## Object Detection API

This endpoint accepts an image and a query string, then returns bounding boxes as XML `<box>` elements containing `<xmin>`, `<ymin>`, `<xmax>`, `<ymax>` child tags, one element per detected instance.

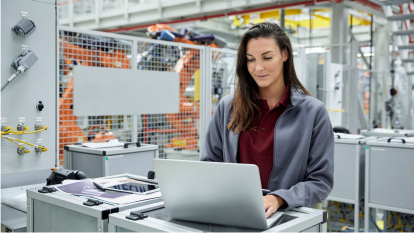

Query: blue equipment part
<box><xmin>160</xmin><ymin>30</ymin><xmax>175</xmax><ymax>41</ymax></box>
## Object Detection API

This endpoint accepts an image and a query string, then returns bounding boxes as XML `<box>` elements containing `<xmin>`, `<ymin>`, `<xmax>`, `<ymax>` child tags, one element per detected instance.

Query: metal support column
<box><xmin>200</xmin><ymin>46</ymin><xmax>211</xmax><ymax>158</ymax></box>
<box><xmin>373</xmin><ymin>24</ymin><xmax>390</xmax><ymax>128</ymax></box>
<box><xmin>349</xmin><ymin>40</ymin><xmax>360</xmax><ymax>133</ymax></box>
<box><xmin>131</xmin><ymin>39</ymin><xmax>138</xmax><ymax>142</ymax></box>
<box><xmin>330</xmin><ymin>3</ymin><xmax>349</xmax><ymax>65</ymax></box>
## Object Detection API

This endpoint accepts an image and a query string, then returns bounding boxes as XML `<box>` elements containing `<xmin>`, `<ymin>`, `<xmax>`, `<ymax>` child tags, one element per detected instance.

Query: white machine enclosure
<box><xmin>1</xmin><ymin>0</ymin><xmax>58</xmax><ymax>176</ymax></box>
<box><xmin>26</xmin><ymin>174</ymin><xmax>162</xmax><ymax>232</ymax></box>
<box><xmin>360</xmin><ymin>129</ymin><xmax>414</xmax><ymax>137</ymax></box>
<box><xmin>328</xmin><ymin>134</ymin><xmax>377</xmax><ymax>231</ymax></box>
<box><xmin>108</xmin><ymin>202</ymin><xmax>328</xmax><ymax>232</ymax></box>
<box><xmin>64</xmin><ymin>143</ymin><xmax>158</xmax><ymax>178</ymax></box>
<box><xmin>1</xmin><ymin>183</ymin><xmax>45</xmax><ymax>232</ymax></box>
<box><xmin>364</xmin><ymin>137</ymin><xmax>414</xmax><ymax>232</ymax></box>
<box><xmin>330</xmin><ymin>135</ymin><xmax>373</xmax><ymax>199</ymax></box>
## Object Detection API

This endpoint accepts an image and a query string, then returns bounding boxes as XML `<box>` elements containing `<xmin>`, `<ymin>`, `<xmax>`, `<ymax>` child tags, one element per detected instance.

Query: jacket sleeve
<box><xmin>200</xmin><ymin>99</ymin><xmax>225</xmax><ymax>162</ymax></box>
<box><xmin>271</xmin><ymin>104</ymin><xmax>334</xmax><ymax>211</ymax></box>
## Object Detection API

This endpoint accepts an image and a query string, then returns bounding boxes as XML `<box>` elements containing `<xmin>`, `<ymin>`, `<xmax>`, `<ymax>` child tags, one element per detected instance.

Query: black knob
<box><xmin>390</xmin><ymin>88</ymin><xmax>397</xmax><ymax>96</ymax></box>
<box><xmin>37</xmin><ymin>101</ymin><xmax>44</xmax><ymax>111</ymax></box>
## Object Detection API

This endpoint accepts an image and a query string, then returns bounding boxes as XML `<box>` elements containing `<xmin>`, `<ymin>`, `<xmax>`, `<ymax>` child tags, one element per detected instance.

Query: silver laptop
<box><xmin>153</xmin><ymin>159</ymin><xmax>284</xmax><ymax>230</ymax></box>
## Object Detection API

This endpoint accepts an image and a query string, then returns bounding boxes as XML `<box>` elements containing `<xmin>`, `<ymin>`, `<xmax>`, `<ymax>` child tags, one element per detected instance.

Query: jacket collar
<box><xmin>254</xmin><ymin>83</ymin><xmax>291</xmax><ymax>108</ymax></box>
<box><xmin>289</xmin><ymin>84</ymin><xmax>306</xmax><ymax>107</ymax></box>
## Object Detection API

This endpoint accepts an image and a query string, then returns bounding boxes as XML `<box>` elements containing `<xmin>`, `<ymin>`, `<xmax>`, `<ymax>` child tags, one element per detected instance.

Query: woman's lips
<box><xmin>256</xmin><ymin>75</ymin><xmax>268</xmax><ymax>78</ymax></box>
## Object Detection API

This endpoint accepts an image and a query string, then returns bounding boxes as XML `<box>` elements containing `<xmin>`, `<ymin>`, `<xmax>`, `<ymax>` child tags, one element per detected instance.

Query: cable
<box><xmin>2</xmin><ymin>136</ymin><xmax>25</xmax><ymax>149</ymax></box>
<box><xmin>1</xmin><ymin>136</ymin><xmax>30</xmax><ymax>153</ymax></box>
<box><xmin>2</xmin><ymin>125</ymin><xmax>47</xmax><ymax>135</ymax></box>
<box><xmin>12</xmin><ymin>126</ymin><xmax>47</xmax><ymax>135</ymax></box>
<box><xmin>18</xmin><ymin>139</ymin><xmax>47</xmax><ymax>152</ymax></box>
<box><xmin>1</xmin><ymin>70</ymin><xmax>22</xmax><ymax>91</ymax></box>
<box><xmin>1</xmin><ymin>135</ymin><xmax>47</xmax><ymax>152</ymax></box>
<box><xmin>388</xmin><ymin>212</ymin><xmax>404</xmax><ymax>229</ymax></box>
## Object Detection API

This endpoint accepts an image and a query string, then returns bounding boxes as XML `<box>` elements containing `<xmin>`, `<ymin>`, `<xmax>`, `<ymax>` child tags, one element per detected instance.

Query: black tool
<box><xmin>83</xmin><ymin>199</ymin><xmax>103</xmax><ymax>206</ymax></box>
<box><xmin>38</xmin><ymin>186</ymin><xmax>57</xmax><ymax>193</ymax></box>
<box><xmin>126</xmin><ymin>211</ymin><xmax>148</xmax><ymax>221</ymax></box>
<box><xmin>46</xmin><ymin>168</ymin><xmax>88</xmax><ymax>185</ymax></box>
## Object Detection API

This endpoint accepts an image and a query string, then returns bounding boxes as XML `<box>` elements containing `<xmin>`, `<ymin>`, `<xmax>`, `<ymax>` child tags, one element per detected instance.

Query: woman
<box><xmin>201</xmin><ymin>22</ymin><xmax>334</xmax><ymax>218</ymax></box>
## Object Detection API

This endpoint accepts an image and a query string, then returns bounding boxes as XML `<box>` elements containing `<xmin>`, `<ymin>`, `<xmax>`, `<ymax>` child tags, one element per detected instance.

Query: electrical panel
<box><xmin>1</xmin><ymin>0</ymin><xmax>57</xmax><ymax>174</ymax></box>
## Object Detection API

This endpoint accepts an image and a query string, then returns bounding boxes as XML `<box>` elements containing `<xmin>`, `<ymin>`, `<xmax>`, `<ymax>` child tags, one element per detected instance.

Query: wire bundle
<box><xmin>1</xmin><ymin>125</ymin><xmax>48</xmax><ymax>153</ymax></box>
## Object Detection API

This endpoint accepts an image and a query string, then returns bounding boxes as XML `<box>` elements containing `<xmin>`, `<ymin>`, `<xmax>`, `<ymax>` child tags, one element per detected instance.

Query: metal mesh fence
<box><xmin>59</xmin><ymin>27</ymin><xmax>208</xmax><ymax>166</ymax></box>
<box><xmin>136</xmin><ymin>41</ymin><xmax>203</xmax><ymax>161</ymax></box>
<box><xmin>59</xmin><ymin>29</ymin><xmax>133</xmax><ymax>166</ymax></box>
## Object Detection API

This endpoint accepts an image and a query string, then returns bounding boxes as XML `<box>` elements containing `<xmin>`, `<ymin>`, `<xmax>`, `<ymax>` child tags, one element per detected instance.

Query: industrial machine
<box><xmin>365</xmin><ymin>137</ymin><xmax>414</xmax><ymax>232</ymax></box>
<box><xmin>1</xmin><ymin>0</ymin><xmax>59</xmax><ymax>231</ymax></box>
<box><xmin>1</xmin><ymin>0</ymin><xmax>58</xmax><ymax>188</ymax></box>
<box><xmin>325</xmin><ymin>133</ymin><xmax>377</xmax><ymax>232</ymax></box>
<box><xmin>26</xmin><ymin>174</ymin><xmax>162</xmax><ymax>232</ymax></box>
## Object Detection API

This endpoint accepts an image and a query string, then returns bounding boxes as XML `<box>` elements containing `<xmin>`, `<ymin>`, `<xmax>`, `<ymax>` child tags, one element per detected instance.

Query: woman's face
<box><xmin>246</xmin><ymin>37</ymin><xmax>287</xmax><ymax>91</ymax></box>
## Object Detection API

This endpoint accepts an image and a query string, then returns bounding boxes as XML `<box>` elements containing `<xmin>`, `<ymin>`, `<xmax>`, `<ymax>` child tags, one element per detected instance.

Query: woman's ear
<box><xmin>283</xmin><ymin>50</ymin><xmax>288</xmax><ymax>62</ymax></box>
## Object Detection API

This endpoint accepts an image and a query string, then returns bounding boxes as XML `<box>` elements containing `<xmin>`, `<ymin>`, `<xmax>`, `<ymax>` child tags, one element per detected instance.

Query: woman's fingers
<box><xmin>265</xmin><ymin>206</ymin><xmax>275</xmax><ymax>218</ymax></box>
<box><xmin>263</xmin><ymin>195</ymin><xmax>281</xmax><ymax>218</ymax></box>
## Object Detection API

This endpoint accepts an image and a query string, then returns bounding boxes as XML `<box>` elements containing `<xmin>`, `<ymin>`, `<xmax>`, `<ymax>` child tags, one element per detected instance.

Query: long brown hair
<box><xmin>228</xmin><ymin>22</ymin><xmax>310</xmax><ymax>134</ymax></box>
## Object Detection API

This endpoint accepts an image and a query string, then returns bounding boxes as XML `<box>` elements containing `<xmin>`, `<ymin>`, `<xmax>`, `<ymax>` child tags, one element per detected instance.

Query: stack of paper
<box><xmin>56</xmin><ymin>177</ymin><xmax>161</xmax><ymax>204</ymax></box>
<box><xmin>82</xmin><ymin>139</ymin><xmax>124</xmax><ymax>149</ymax></box>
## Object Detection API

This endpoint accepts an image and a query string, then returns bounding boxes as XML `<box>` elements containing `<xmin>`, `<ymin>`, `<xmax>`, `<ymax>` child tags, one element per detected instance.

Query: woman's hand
<box><xmin>263</xmin><ymin>195</ymin><xmax>286</xmax><ymax>218</ymax></box>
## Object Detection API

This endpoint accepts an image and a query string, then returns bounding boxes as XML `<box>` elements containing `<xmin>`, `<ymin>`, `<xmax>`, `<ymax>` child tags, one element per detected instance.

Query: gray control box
<box><xmin>26</xmin><ymin>174</ymin><xmax>162</xmax><ymax>232</ymax></box>
<box><xmin>64</xmin><ymin>143</ymin><xmax>158</xmax><ymax>178</ymax></box>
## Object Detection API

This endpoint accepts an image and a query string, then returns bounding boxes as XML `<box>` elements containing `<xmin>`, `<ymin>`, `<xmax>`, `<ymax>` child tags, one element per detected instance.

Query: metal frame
<box><xmin>108</xmin><ymin>202</ymin><xmax>326</xmax><ymax>232</ymax></box>
<box><xmin>201</xmin><ymin>47</ymin><xmax>237</xmax><ymax>153</ymax></box>
<box><xmin>58</xmin><ymin>25</ymin><xmax>211</xmax><ymax>163</ymax></box>
<box><xmin>57</xmin><ymin>26</ymin><xmax>241</xmax><ymax>163</ymax></box>
<box><xmin>326</xmin><ymin>140</ymin><xmax>364</xmax><ymax>232</ymax></box>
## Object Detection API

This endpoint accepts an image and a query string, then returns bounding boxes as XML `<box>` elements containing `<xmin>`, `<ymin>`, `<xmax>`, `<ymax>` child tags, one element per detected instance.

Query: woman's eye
<box><xmin>247</xmin><ymin>59</ymin><xmax>254</xmax><ymax>62</ymax></box>
<box><xmin>264</xmin><ymin>57</ymin><xmax>272</xmax><ymax>60</ymax></box>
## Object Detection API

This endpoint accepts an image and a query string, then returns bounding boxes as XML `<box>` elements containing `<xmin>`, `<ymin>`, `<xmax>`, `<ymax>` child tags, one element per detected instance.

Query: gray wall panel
<box><xmin>369</xmin><ymin>146</ymin><xmax>414</xmax><ymax>210</ymax></box>
<box><xmin>73</xmin><ymin>66</ymin><xmax>180</xmax><ymax>116</ymax></box>
<box><xmin>330</xmin><ymin>143</ymin><xmax>356</xmax><ymax>199</ymax></box>
<box><xmin>33</xmin><ymin>199</ymin><xmax>98</xmax><ymax>232</ymax></box>
<box><xmin>1</xmin><ymin>0</ymin><xmax>57</xmax><ymax>174</ymax></box>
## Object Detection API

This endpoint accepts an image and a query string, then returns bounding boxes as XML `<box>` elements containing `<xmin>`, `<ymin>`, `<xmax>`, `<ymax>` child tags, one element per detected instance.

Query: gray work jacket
<box><xmin>201</xmin><ymin>85</ymin><xmax>334</xmax><ymax>211</ymax></box>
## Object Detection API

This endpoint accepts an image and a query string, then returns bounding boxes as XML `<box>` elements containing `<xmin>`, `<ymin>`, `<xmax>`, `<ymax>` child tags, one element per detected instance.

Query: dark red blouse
<box><xmin>238</xmin><ymin>84</ymin><xmax>291</xmax><ymax>189</ymax></box>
